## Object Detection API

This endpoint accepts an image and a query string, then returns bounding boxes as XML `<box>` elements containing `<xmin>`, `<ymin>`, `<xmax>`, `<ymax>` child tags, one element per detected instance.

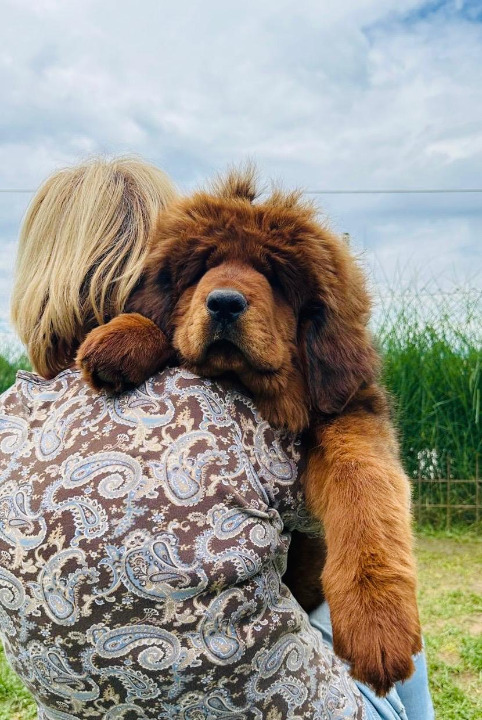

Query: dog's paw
<box><xmin>76</xmin><ymin>313</ymin><xmax>172</xmax><ymax>393</ymax></box>
<box><xmin>329</xmin><ymin>581</ymin><xmax>422</xmax><ymax>696</ymax></box>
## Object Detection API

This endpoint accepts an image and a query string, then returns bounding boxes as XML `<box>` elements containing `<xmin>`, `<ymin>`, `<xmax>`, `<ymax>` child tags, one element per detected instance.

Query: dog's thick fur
<box><xmin>77</xmin><ymin>168</ymin><xmax>422</xmax><ymax>695</ymax></box>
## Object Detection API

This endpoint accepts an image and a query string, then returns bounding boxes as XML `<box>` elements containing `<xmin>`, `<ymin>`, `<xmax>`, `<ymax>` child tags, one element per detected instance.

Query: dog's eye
<box><xmin>262</xmin><ymin>259</ymin><xmax>287</xmax><ymax>296</ymax></box>
<box><xmin>184</xmin><ymin>264</ymin><xmax>207</xmax><ymax>288</ymax></box>
<box><xmin>180</xmin><ymin>249</ymin><xmax>213</xmax><ymax>288</ymax></box>
<box><xmin>157</xmin><ymin>266</ymin><xmax>172</xmax><ymax>290</ymax></box>
<box><xmin>248</xmin><ymin>257</ymin><xmax>282</xmax><ymax>292</ymax></box>
<box><xmin>268</xmin><ymin>270</ymin><xmax>284</xmax><ymax>292</ymax></box>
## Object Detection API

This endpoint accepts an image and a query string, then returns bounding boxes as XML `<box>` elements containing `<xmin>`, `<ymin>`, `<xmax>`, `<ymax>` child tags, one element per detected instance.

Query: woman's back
<box><xmin>0</xmin><ymin>367</ymin><xmax>365</xmax><ymax>719</ymax></box>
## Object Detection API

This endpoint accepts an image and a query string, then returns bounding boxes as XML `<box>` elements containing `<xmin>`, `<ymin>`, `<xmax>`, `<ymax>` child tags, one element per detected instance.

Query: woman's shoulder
<box><xmin>3</xmin><ymin>365</ymin><xmax>239</xmax><ymax>407</ymax></box>
<box><xmin>0</xmin><ymin>365</ymin><xmax>267</xmax><ymax>439</ymax></box>
<box><xmin>8</xmin><ymin>365</ymin><xmax>249</xmax><ymax>402</ymax></box>
<box><xmin>1</xmin><ymin>366</ymin><xmax>304</xmax><ymax>493</ymax></box>
<box><xmin>0</xmin><ymin>367</ymin><xmax>84</xmax><ymax>415</ymax></box>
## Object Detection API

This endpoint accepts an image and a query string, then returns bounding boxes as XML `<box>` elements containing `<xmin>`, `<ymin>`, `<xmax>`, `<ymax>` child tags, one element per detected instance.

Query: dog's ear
<box><xmin>300</xmin><ymin>306</ymin><xmax>379</xmax><ymax>415</ymax></box>
<box><xmin>299</xmin><ymin>236</ymin><xmax>380</xmax><ymax>415</ymax></box>
<box><xmin>126</xmin><ymin>263</ymin><xmax>174</xmax><ymax>337</ymax></box>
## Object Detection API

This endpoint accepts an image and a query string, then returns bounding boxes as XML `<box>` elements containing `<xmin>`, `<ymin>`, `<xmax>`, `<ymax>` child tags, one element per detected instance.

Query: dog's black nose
<box><xmin>206</xmin><ymin>289</ymin><xmax>248</xmax><ymax>324</ymax></box>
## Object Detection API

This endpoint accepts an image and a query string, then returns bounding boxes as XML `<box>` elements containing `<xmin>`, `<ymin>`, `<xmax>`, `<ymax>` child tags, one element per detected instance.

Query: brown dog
<box><xmin>77</xmin><ymin>168</ymin><xmax>422</xmax><ymax>695</ymax></box>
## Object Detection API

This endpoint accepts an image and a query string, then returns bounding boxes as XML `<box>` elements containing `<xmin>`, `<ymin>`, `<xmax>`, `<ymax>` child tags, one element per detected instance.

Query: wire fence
<box><xmin>414</xmin><ymin>456</ymin><xmax>481</xmax><ymax>531</ymax></box>
<box><xmin>373</xmin><ymin>286</ymin><xmax>481</xmax><ymax>340</ymax></box>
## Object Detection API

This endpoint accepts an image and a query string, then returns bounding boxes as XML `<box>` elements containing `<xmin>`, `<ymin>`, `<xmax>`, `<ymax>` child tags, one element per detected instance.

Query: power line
<box><xmin>306</xmin><ymin>189</ymin><xmax>482</xmax><ymax>195</ymax></box>
<box><xmin>1</xmin><ymin>187</ymin><xmax>482</xmax><ymax>195</ymax></box>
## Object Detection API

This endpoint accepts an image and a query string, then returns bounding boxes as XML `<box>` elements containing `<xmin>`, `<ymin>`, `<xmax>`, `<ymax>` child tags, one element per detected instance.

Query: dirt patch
<box><xmin>467</xmin><ymin>614</ymin><xmax>482</xmax><ymax>636</ymax></box>
<box><xmin>438</xmin><ymin>648</ymin><xmax>460</xmax><ymax>666</ymax></box>
<box><xmin>455</xmin><ymin>670</ymin><xmax>482</xmax><ymax>697</ymax></box>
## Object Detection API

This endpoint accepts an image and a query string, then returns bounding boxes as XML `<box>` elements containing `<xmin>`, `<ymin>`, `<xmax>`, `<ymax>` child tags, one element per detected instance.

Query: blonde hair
<box><xmin>11</xmin><ymin>156</ymin><xmax>177</xmax><ymax>378</ymax></box>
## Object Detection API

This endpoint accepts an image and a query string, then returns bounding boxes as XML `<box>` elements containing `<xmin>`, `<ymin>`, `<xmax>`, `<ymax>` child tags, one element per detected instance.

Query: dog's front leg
<box><xmin>304</xmin><ymin>386</ymin><xmax>422</xmax><ymax>696</ymax></box>
<box><xmin>77</xmin><ymin>313</ymin><xmax>175</xmax><ymax>393</ymax></box>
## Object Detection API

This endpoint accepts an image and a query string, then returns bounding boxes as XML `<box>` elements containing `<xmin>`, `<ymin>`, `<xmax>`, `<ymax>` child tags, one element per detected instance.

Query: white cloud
<box><xmin>0</xmin><ymin>0</ymin><xmax>480</xmax><ymax>338</ymax></box>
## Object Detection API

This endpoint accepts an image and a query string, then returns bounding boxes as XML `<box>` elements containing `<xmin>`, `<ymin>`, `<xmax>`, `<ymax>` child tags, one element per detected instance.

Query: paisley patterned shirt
<box><xmin>0</xmin><ymin>367</ymin><xmax>365</xmax><ymax>720</ymax></box>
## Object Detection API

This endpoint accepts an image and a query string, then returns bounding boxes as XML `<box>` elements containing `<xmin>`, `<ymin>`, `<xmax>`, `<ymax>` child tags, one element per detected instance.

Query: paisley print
<box><xmin>33</xmin><ymin>548</ymin><xmax>99</xmax><ymax>625</ymax></box>
<box><xmin>0</xmin><ymin>564</ymin><xmax>24</xmax><ymax>611</ymax></box>
<box><xmin>0</xmin><ymin>481</ymin><xmax>47</xmax><ymax>550</ymax></box>
<box><xmin>0</xmin><ymin>414</ymin><xmax>29</xmax><ymax>454</ymax></box>
<box><xmin>94</xmin><ymin>623</ymin><xmax>180</xmax><ymax>669</ymax></box>
<box><xmin>0</xmin><ymin>367</ymin><xmax>366</xmax><ymax>719</ymax></box>
<box><xmin>124</xmin><ymin>532</ymin><xmax>209</xmax><ymax>602</ymax></box>
<box><xmin>27</xmin><ymin>641</ymin><xmax>100</xmax><ymax>701</ymax></box>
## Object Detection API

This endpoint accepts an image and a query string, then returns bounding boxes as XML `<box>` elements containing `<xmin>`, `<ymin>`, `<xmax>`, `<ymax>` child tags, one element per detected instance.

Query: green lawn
<box><xmin>416</xmin><ymin>534</ymin><xmax>482</xmax><ymax>719</ymax></box>
<box><xmin>0</xmin><ymin>535</ymin><xmax>481</xmax><ymax>719</ymax></box>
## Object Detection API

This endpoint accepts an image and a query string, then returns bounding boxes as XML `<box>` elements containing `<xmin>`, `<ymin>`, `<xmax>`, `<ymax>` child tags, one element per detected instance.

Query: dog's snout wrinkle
<box><xmin>206</xmin><ymin>289</ymin><xmax>247</xmax><ymax>325</ymax></box>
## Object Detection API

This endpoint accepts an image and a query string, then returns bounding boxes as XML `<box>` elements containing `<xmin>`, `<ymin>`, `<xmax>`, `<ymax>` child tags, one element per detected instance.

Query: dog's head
<box><xmin>128</xmin><ymin>168</ymin><xmax>379</xmax><ymax>431</ymax></box>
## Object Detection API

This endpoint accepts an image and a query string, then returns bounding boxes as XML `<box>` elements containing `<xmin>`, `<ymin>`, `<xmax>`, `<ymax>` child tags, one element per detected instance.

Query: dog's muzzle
<box><xmin>206</xmin><ymin>289</ymin><xmax>248</xmax><ymax>326</ymax></box>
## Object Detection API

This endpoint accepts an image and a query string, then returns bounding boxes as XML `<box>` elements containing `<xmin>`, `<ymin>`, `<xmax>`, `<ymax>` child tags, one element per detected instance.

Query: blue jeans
<box><xmin>309</xmin><ymin>603</ymin><xmax>435</xmax><ymax>720</ymax></box>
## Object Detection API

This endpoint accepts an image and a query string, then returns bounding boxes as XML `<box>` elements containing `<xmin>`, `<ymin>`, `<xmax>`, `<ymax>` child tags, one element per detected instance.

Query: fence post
<box><xmin>476</xmin><ymin>454</ymin><xmax>480</xmax><ymax>529</ymax></box>
<box><xmin>417</xmin><ymin>468</ymin><xmax>422</xmax><ymax>526</ymax></box>
<box><xmin>446</xmin><ymin>456</ymin><xmax>451</xmax><ymax>531</ymax></box>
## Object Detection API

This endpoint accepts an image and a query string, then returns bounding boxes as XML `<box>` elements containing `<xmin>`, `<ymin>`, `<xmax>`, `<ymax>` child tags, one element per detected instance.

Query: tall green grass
<box><xmin>377</xmin><ymin>288</ymin><xmax>480</xmax><ymax>478</ymax></box>
<box><xmin>376</xmin><ymin>287</ymin><xmax>481</xmax><ymax>529</ymax></box>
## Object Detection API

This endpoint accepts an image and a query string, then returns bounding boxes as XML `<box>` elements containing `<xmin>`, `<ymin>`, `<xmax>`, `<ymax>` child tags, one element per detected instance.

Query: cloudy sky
<box><xmin>1</xmin><ymin>0</ymin><xmax>481</xmax><ymax>341</ymax></box>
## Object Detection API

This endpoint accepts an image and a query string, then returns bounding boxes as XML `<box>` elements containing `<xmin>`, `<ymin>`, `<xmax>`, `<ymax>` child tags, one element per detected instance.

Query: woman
<box><xmin>1</xmin><ymin>157</ymin><xmax>433</xmax><ymax>719</ymax></box>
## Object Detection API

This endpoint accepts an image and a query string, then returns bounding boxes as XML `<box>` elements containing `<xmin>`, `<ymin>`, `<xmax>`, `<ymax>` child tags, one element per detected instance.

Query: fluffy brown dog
<box><xmin>77</xmin><ymin>168</ymin><xmax>421</xmax><ymax>695</ymax></box>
